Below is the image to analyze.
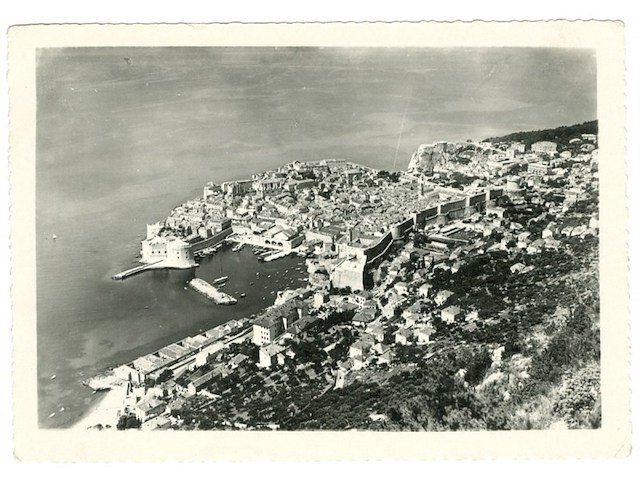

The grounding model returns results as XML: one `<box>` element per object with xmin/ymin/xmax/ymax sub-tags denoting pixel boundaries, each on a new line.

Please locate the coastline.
<box><xmin>71</xmin><ymin>385</ymin><xmax>127</xmax><ymax>431</ymax></box>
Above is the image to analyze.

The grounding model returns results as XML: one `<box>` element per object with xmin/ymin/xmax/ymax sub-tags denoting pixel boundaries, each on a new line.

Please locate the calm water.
<box><xmin>35</xmin><ymin>47</ymin><xmax>596</xmax><ymax>427</ymax></box>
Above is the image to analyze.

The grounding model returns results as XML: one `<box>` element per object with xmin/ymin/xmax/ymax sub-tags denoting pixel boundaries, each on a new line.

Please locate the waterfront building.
<box><xmin>134</xmin><ymin>398</ymin><xmax>166</xmax><ymax>422</ymax></box>
<box><xmin>254</xmin><ymin>177</ymin><xmax>286</xmax><ymax>195</ymax></box>
<box><xmin>207</xmin><ymin>216</ymin><xmax>232</xmax><ymax>233</ymax></box>
<box><xmin>251</xmin><ymin>301</ymin><xmax>302</xmax><ymax>346</ymax></box>
<box><xmin>221</xmin><ymin>179</ymin><xmax>254</xmax><ymax>196</ymax></box>
<box><xmin>203</xmin><ymin>182</ymin><xmax>221</xmax><ymax>200</ymax></box>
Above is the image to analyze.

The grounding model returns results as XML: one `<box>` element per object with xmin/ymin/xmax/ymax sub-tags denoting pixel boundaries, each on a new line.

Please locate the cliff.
<box><xmin>407</xmin><ymin>144</ymin><xmax>448</xmax><ymax>173</ymax></box>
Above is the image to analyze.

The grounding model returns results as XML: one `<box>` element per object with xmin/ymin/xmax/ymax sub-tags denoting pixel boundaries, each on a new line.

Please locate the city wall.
<box><xmin>363</xmin><ymin>231</ymin><xmax>393</xmax><ymax>264</ymax></box>
<box><xmin>356</xmin><ymin>187</ymin><xmax>503</xmax><ymax>267</ymax></box>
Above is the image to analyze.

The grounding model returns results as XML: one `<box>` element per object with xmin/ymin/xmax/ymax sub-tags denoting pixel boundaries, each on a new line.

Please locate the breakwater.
<box><xmin>189</xmin><ymin>278</ymin><xmax>238</xmax><ymax>305</ymax></box>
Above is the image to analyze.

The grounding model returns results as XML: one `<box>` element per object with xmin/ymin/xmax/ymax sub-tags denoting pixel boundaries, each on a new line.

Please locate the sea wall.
<box><xmin>189</xmin><ymin>227</ymin><xmax>233</xmax><ymax>254</ymax></box>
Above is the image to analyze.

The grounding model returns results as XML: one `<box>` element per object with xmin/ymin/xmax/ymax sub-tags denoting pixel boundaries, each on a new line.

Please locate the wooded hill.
<box><xmin>482</xmin><ymin>120</ymin><xmax>598</xmax><ymax>148</ymax></box>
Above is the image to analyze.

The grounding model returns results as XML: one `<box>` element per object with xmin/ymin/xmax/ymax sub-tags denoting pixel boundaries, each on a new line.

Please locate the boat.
<box><xmin>52</xmin><ymin>234</ymin><xmax>57</xmax><ymax>240</ymax></box>
<box><xmin>240</xmin><ymin>293</ymin><xmax>246</xmax><ymax>298</ymax></box>
<box><xmin>213</xmin><ymin>276</ymin><xmax>228</xmax><ymax>284</ymax></box>
<box><xmin>249</xmin><ymin>282</ymin><xmax>254</xmax><ymax>286</ymax></box>
<box><xmin>50</xmin><ymin>375</ymin><xmax>57</xmax><ymax>380</ymax></box>
<box><xmin>48</xmin><ymin>412</ymin><xmax>56</xmax><ymax>418</ymax></box>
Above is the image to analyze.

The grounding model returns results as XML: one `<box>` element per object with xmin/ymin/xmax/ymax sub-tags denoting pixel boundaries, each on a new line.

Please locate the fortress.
<box><xmin>140</xmin><ymin>223</ymin><xmax>196</xmax><ymax>268</ymax></box>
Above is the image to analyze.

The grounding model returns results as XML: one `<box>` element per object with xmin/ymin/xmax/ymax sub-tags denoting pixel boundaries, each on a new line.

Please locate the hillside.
<box><xmin>482</xmin><ymin>120</ymin><xmax>598</xmax><ymax>148</ymax></box>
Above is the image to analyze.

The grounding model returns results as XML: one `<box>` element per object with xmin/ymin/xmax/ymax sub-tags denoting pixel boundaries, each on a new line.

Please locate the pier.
<box><xmin>112</xmin><ymin>260</ymin><xmax>162</xmax><ymax>280</ymax></box>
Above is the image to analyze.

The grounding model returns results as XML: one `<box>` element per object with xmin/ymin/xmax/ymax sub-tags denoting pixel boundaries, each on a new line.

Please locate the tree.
<box><xmin>116</xmin><ymin>413</ymin><xmax>142</xmax><ymax>430</ymax></box>
<box><xmin>156</xmin><ymin>369</ymin><xmax>173</xmax><ymax>384</ymax></box>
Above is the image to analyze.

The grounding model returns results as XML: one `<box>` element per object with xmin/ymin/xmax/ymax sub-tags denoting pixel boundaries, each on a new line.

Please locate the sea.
<box><xmin>35</xmin><ymin>47</ymin><xmax>594</xmax><ymax>427</ymax></box>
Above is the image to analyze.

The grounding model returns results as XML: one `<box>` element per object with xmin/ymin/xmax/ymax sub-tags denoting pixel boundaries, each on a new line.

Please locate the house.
<box><xmin>394</xmin><ymin>328</ymin><xmax>413</xmax><ymax>345</ymax></box>
<box><xmin>531</xmin><ymin>141</ymin><xmax>557</xmax><ymax>154</ymax></box>
<box><xmin>434</xmin><ymin>290</ymin><xmax>454</xmax><ymax>306</ymax></box>
<box><xmin>334</xmin><ymin>359</ymin><xmax>355</xmax><ymax>389</ymax></box>
<box><xmin>142</xmin><ymin>415</ymin><xmax>172</xmax><ymax>431</ymax></box>
<box><xmin>313</xmin><ymin>291</ymin><xmax>330</xmax><ymax>308</ymax></box>
<box><xmin>352</xmin><ymin>307</ymin><xmax>378</xmax><ymax>325</ymax></box>
<box><xmin>394</xmin><ymin>282</ymin><xmax>409</xmax><ymax>296</ymax></box>
<box><xmin>416</xmin><ymin>324</ymin><xmax>436</xmax><ymax>344</ymax></box>
<box><xmin>352</xmin><ymin>355</ymin><xmax>366</xmax><ymax>371</ymax></box>
<box><xmin>230</xmin><ymin>353</ymin><xmax>248</xmax><ymax>369</ymax></box>
<box><xmin>378</xmin><ymin>349</ymin><xmax>394</xmax><ymax>365</ymax></box>
<box><xmin>349</xmin><ymin>340</ymin><xmax>373</xmax><ymax>359</ymax></box>
<box><xmin>403</xmin><ymin>312</ymin><xmax>421</xmax><ymax>327</ymax></box>
<box><xmin>417</xmin><ymin>283</ymin><xmax>432</xmax><ymax>298</ymax></box>
<box><xmin>465</xmin><ymin>310</ymin><xmax>479</xmax><ymax>323</ymax></box>
<box><xmin>365</xmin><ymin>323</ymin><xmax>385</xmax><ymax>343</ymax></box>
<box><xmin>527</xmin><ymin>239</ymin><xmax>544</xmax><ymax>254</ymax></box>
<box><xmin>441</xmin><ymin>305</ymin><xmax>463</xmax><ymax>324</ymax></box>
<box><xmin>510</xmin><ymin>262</ymin><xmax>526</xmax><ymax>274</ymax></box>
<box><xmin>186</xmin><ymin>366</ymin><xmax>228</xmax><ymax>396</ymax></box>
<box><xmin>135</xmin><ymin>398</ymin><xmax>166</xmax><ymax>422</ymax></box>
<box><xmin>542</xmin><ymin>221</ymin><xmax>558</xmax><ymax>238</ymax></box>
<box><xmin>258</xmin><ymin>343</ymin><xmax>286</xmax><ymax>369</ymax></box>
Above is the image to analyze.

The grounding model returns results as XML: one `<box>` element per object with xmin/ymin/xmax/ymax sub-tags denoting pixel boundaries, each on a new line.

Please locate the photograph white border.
<box><xmin>8</xmin><ymin>20</ymin><xmax>629</xmax><ymax>461</ymax></box>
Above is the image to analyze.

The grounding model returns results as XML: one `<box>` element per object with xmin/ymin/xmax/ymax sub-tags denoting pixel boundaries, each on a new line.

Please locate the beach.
<box><xmin>71</xmin><ymin>386</ymin><xmax>128</xmax><ymax>431</ymax></box>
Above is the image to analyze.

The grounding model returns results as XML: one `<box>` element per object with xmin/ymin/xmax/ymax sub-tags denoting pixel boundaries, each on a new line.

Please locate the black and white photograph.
<box><xmin>8</xmin><ymin>21</ymin><xmax>629</xmax><ymax>461</ymax></box>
